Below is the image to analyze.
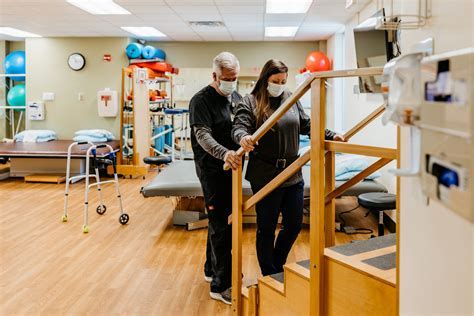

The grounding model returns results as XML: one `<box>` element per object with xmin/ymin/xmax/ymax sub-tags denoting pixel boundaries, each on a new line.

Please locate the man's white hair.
<box><xmin>213</xmin><ymin>51</ymin><xmax>240</xmax><ymax>76</ymax></box>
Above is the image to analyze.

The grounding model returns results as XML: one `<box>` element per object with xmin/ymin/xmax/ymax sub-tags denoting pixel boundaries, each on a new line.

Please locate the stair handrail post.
<box><xmin>232</xmin><ymin>166</ymin><xmax>243</xmax><ymax>315</ymax></box>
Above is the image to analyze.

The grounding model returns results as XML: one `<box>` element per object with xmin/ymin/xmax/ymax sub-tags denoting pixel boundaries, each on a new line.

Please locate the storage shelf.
<box><xmin>129</xmin><ymin>58</ymin><xmax>164</xmax><ymax>64</ymax></box>
<box><xmin>149</xmin><ymin>99</ymin><xmax>170</xmax><ymax>104</ymax></box>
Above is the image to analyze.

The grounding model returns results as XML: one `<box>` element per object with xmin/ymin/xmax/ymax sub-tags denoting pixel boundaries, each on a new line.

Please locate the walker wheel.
<box><xmin>62</xmin><ymin>215</ymin><xmax>68</xmax><ymax>222</ymax></box>
<box><xmin>96</xmin><ymin>205</ymin><xmax>107</xmax><ymax>215</ymax></box>
<box><xmin>119</xmin><ymin>213</ymin><xmax>129</xmax><ymax>225</ymax></box>
<box><xmin>82</xmin><ymin>225</ymin><xmax>89</xmax><ymax>234</ymax></box>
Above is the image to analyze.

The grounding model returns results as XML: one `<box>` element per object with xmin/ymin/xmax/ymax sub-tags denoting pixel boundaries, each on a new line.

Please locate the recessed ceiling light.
<box><xmin>66</xmin><ymin>0</ymin><xmax>130</xmax><ymax>15</ymax></box>
<box><xmin>266</xmin><ymin>0</ymin><xmax>313</xmax><ymax>14</ymax></box>
<box><xmin>0</xmin><ymin>27</ymin><xmax>42</xmax><ymax>38</ymax></box>
<box><xmin>121</xmin><ymin>27</ymin><xmax>167</xmax><ymax>38</ymax></box>
<box><xmin>265</xmin><ymin>26</ymin><xmax>299</xmax><ymax>37</ymax></box>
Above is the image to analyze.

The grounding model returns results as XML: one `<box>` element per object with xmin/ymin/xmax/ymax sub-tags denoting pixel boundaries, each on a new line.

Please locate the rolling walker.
<box><xmin>62</xmin><ymin>141</ymin><xmax>129</xmax><ymax>233</ymax></box>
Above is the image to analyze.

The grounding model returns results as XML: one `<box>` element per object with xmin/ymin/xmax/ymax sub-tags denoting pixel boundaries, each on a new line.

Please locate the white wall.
<box><xmin>327</xmin><ymin>0</ymin><xmax>397</xmax><ymax>194</ymax></box>
<box><xmin>327</xmin><ymin>0</ymin><xmax>474</xmax><ymax>315</ymax></box>
<box><xmin>26</xmin><ymin>37</ymin><xmax>129</xmax><ymax>139</ymax></box>
<box><xmin>146</xmin><ymin>41</ymin><xmax>322</xmax><ymax>108</ymax></box>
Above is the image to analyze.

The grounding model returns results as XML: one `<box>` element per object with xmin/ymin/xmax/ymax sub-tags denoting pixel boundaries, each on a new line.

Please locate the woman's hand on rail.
<box><xmin>333</xmin><ymin>134</ymin><xmax>346</xmax><ymax>142</ymax></box>
<box><xmin>224</xmin><ymin>150</ymin><xmax>242</xmax><ymax>170</ymax></box>
<box><xmin>240</xmin><ymin>135</ymin><xmax>255</xmax><ymax>152</ymax></box>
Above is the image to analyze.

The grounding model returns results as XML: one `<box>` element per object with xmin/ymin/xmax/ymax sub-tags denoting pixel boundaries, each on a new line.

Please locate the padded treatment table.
<box><xmin>141</xmin><ymin>160</ymin><xmax>387</xmax><ymax>198</ymax></box>
<box><xmin>0</xmin><ymin>140</ymin><xmax>120</xmax><ymax>177</ymax></box>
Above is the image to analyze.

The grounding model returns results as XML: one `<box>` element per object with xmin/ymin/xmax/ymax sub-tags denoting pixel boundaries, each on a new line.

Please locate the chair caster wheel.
<box><xmin>96</xmin><ymin>205</ymin><xmax>107</xmax><ymax>215</ymax></box>
<box><xmin>62</xmin><ymin>215</ymin><xmax>68</xmax><ymax>222</ymax></box>
<box><xmin>119</xmin><ymin>213</ymin><xmax>129</xmax><ymax>225</ymax></box>
<box><xmin>82</xmin><ymin>225</ymin><xmax>89</xmax><ymax>234</ymax></box>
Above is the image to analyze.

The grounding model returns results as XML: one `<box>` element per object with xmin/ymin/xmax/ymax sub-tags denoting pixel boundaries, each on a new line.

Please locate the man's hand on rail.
<box><xmin>333</xmin><ymin>134</ymin><xmax>346</xmax><ymax>142</ymax></box>
<box><xmin>240</xmin><ymin>135</ymin><xmax>256</xmax><ymax>152</ymax></box>
<box><xmin>224</xmin><ymin>150</ymin><xmax>242</xmax><ymax>170</ymax></box>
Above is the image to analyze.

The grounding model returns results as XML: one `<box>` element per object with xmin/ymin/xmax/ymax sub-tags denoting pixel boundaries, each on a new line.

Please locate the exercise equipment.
<box><xmin>4</xmin><ymin>50</ymin><xmax>26</xmax><ymax>81</ymax></box>
<box><xmin>305</xmin><ymin>51</ymin><xmax>331</xmax><ymax>72</ymax></box>
<box><xmin>62</xmin><ymin>141</ymin><xmax>129</xmax><ymax>234</ymax></box>
<box><xmin>154</xmin><ymin>48</ymin><xmax>166</xmax><ymax>60</ymax></box>
<box><xmin>150</xmin><ymin>109</ymin><xmax>191</xmax><ymax>161</ymax></box>
<box><xmin>142</xmin><ymin>45</ymin><xmax>156</xmax><ymax>59</ymax></box>
<box><xmin>134</xmin><ymin>61</ymin><xmax>179</xmax><ymax>74</ymax></box>
<box><xmin>7</xmin><ymin>84</ymin><xmax>26</xmax><ymax>110</ymax></box>
<box><xmin>141</xmin><ymin>161</ymin><xmax>387</xmax><ymax>198</ymax></box>
<box><xmin>125</xmin><ymin>43</ymin><xmax>144</xmax><ymax>59</ymax></box>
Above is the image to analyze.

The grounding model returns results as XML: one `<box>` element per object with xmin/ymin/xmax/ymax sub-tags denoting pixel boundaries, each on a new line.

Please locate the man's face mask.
<box><xmin>219</xmin><ymin>79</ymin><xmax>237</xmax><ymax>96</ymax></box>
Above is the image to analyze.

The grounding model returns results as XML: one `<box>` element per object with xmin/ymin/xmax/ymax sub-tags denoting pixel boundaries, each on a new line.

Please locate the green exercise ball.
<box><xmin>7</xmin><ymin>84</ymin><xmax>26</xmax><ymax>111</ymax></box>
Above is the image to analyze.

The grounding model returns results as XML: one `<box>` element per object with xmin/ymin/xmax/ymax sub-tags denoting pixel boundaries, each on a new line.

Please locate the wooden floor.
<box><xmin>0</xmin><ymin>173</ymin><xmax>381</xmax><ymax>315</ymax></box>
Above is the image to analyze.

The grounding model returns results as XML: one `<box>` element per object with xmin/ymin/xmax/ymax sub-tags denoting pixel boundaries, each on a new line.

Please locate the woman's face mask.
<box><xmin>267</xmin><ymin>82</ymin><xmax>286</xmax><ymax>97</ymax></box>
<box><xmin>219</xmin><ymin>79</ymin><xmax>237</xmax><ymax>96</ymax></box>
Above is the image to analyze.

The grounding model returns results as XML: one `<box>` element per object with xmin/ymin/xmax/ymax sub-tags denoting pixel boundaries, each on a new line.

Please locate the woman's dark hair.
<box><xmin>251</xmin><ymin>59</ymin><xmax>288</xmax><ymax>127</ymax></box>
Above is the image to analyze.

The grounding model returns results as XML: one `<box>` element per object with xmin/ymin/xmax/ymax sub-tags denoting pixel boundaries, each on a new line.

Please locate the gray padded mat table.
<box><xmin>141</xmin><ymin>161</ymin><xmax>388</xmax><ymax>198</ymax></box>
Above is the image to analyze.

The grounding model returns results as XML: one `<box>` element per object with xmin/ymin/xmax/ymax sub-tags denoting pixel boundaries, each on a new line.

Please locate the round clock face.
<box><xmin>68</xmin><ymin>53</ymin><xmax>86</xmax><ymax>71</ymax></box>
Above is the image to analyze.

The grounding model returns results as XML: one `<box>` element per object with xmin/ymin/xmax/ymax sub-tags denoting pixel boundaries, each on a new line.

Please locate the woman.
<box><xmin>232</xmin><ymin>59</ymin><xmax>343</xmax><ymax>276</ymax></box>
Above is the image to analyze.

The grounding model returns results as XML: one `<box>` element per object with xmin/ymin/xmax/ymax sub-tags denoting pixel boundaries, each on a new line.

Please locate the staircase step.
<box><xmin>330</xmin><ymin>233</ymin><xmax>396</xmax><ymax>256</ymax></box>
<box><xmin>269</xmin><ymin>271</ymin><xmax>284</xmax><ymax>283</ymax></box>
<box><xmin>361</xmin><ymin>251</ymin><xmax>397</xmax><ymax>270</ymax></box>
<box><xmin>325</xmin><ymin>234</ymin><xmax>397</xmax><ymax>286</ymax></box>
<box><xmin>297</xmin><ymin>259</ymin><xmax>310</xmax><ymax>269</ymax></box>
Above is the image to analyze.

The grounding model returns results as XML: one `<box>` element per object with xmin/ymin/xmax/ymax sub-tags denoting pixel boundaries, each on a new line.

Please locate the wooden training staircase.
<box><xmin>227</xmin><ymin>67</ymin><xmax>400</xmax><ymax>315</ymax></box>
<box><xmin>258</xmin><ymin>234</ymin><xmax>397</xmax><ymax>315</ymax></box>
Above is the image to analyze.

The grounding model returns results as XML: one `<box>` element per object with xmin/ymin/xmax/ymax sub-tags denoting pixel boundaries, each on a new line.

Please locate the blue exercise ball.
<box><xmin>142</xmin><ymin>45</ymin><xmax>157</xmax><ymax>59</ymax></box>
<box><xmin>4</xmin><ymin>51</ymin><xmax>26</xmax><ymax>82</ymax></box>
<box><xmin>154</xmin><ymin>48</ymin><xmax>166</xmax><ymax>60</ymax></box>
<box><xmin>7</xmin><ymin>84</ymin><xmax>26</xmax><ymax>111</ymax></box>
<box><xmin>125</xmin><ymin>43</ymin><xmax>144</xmax><ymax>59</ymax></box>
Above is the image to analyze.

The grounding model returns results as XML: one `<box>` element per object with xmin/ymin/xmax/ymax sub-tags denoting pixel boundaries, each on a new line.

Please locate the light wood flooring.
<box><xmin>0</xmin><ymin>173</ymin><xmax>381</xmax><ymax>315</ymax></box>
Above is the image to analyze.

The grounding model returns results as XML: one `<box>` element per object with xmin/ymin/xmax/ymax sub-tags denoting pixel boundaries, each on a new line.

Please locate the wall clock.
<box><xmin>68</xmin><ymin>53</ymin><xmax>86</xmax><ymax>71</ymax></box>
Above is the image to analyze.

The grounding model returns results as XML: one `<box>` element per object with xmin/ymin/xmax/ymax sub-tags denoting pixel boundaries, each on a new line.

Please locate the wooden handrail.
<box><xmin>324</xmin><ymin>158</ymin><xmax>393</xmax><ymax>203</ymax></box>
<box><xmin>243</xmin><ymin>151</ymin><xmax>311</xmax><ymax>211</ymax></box>
<box><xmin>325</xmin><ymin>141</ymin><xmax>397</xmax><ymax>160</ymax></box>
<box><xmin>223</xmin><ymin>66</ymin><xmax>384</xmax><ymax>170</ymax></box>
<box><xmin>313</xmin><ymin>66</ymin><xmax>383</xmax><ymax>79</ymax></box>
<box><xmin>343</xmin><ymin>104</ymin><xmax>385</xmax><ymax>140</ymax></box>
<box><xmin>242</xmin><ymin>103</ymin><xmax>387</xmax><ymax>212</ymax></box>
<box><xmin>224</xmin><ymin>73</ymin><xmax>316</xmax><ymax>170</ymax></box>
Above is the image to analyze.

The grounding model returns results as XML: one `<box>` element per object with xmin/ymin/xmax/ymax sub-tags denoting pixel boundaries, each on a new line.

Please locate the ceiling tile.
<box><xmin>119</xmin><ymin>5</ymin><xmax>174</xmax><ymax>14</ymax></box>
<box><xmin>217</xmin><ymin>5</ymin><xmax>265</xmax><ymax>14</ymax></box>
<box><xmin>170</xmin><ymin>5</ymin><xmax>219</xmax><ymax>15</ymax></box>
<box><xmin>179</xmin><ymin>14</ymin><xmax>223</xmax><ymax>22</ymax></box>
<box><xmin>116</xmin><ymin>0</ymin><xmax>167</xmax><ymax>5</ymax></box>
<box><xmin>137</xmin><ymin>12</ymin><xmax>183</xmax><ymax>22</ymax></box>
<box><xmin>201</xmin><ymin>33</ymin><xmax>233</xmax><ymax>41</ymax></box>
<box><xmin>215</xmin><ymin>0</ymin><xmax>265</xmax><ymax>4</ymax></box>
<box><xmin>221</xmin><ymin>14</ymin><xmax>263</xmax><ymax>24</ymax></box>
<box><xmin>0</xmin><ymin>0</ymin><xmax>366</xmax><ymax>41</ymax></box>
<box><xmin>165</xmin><ymin>0</ymin><xmax>215</xmax><ymax>4</ymax></box>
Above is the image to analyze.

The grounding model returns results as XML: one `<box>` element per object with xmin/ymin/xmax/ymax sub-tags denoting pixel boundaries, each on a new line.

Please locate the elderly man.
<box><xmin>189</xmin><ymin>52</ymin><xmax>242</xmax><ymax>304</ymax></box>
